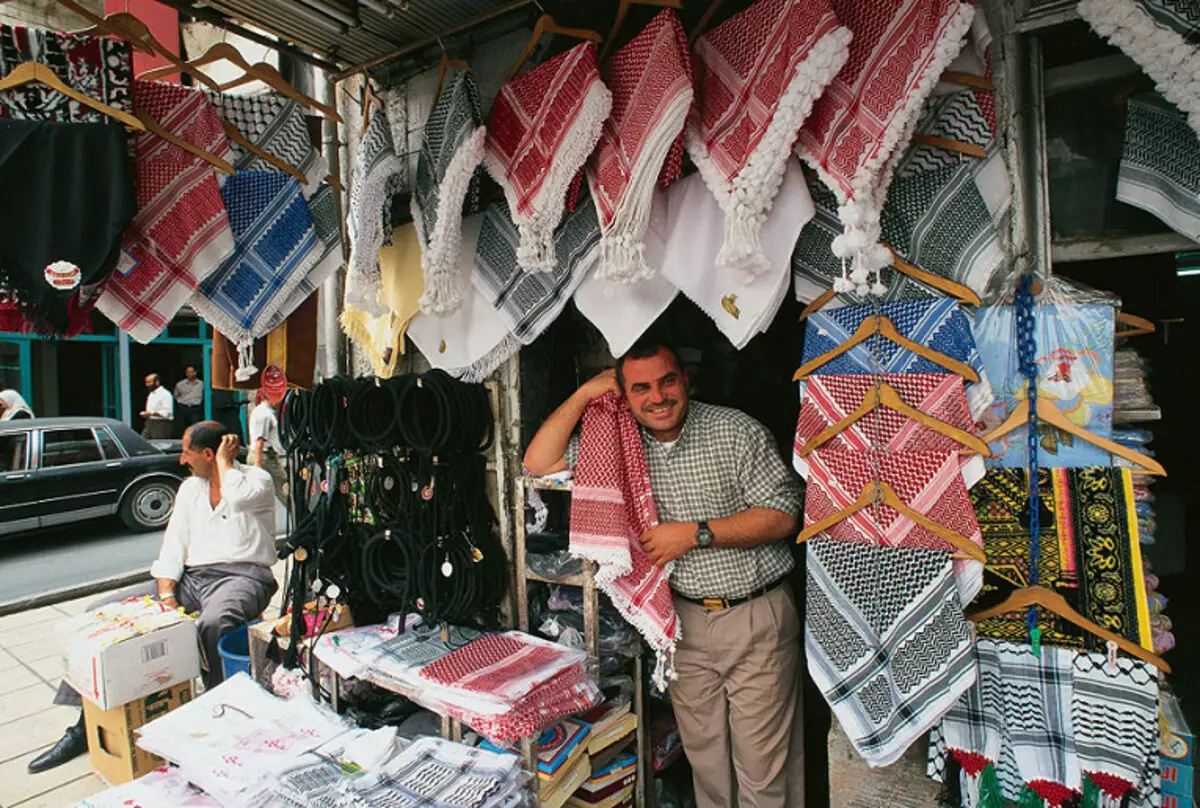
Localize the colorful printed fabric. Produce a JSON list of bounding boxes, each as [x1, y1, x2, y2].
[[96, 80, 234, 344], [969, 468, 1152, 653], [345, 104, 404, 316], [569, 392, 677, 689], [471, 191, 601, 345], [587, 9, 692, 283], [688, 0, 849, 279], [259, 182, 344, 335], [806, 539, 977, 767], [974, 303, 1116, 468], [797, 298, 994, 420], [206, 92, 328, 198], [795, 0, 974, 295], [0, 24, 132, 121], [484, 42, 611, 273], [1117, 93, 1200, 241], [413, 70, 486, 315]]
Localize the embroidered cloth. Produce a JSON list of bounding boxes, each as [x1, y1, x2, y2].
[[362, 736, 525, 808], [471, 191, 601, 344], [969, 468, 1153, 653], [0, 24, 132, 121], [687, 0, 848, 280], [484, 42, 611, 273], [569, 392, 677, 688], [1117, 93, 1200, 241], [346, 104, 404, 316], [260, 182, 344, 335], [806, 539, 977, 767], [96, 80, 234, 344], [413, 70, 486, 315], [341, 222, 424, 379], [587, 9, 692, 282], [208, 92, 328, 197], [660, 159, 814, 350], [795, 0, 974, 295]]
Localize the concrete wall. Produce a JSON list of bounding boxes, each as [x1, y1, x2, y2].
[[828, 724, 943, 807]]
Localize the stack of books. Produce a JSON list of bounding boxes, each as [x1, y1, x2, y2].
[[569, 753, 637, 808], [484, 717, 592, 808], [580, 698, 638, 773]]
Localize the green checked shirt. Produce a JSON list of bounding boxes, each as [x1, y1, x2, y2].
[[569, 401, 802, 600]]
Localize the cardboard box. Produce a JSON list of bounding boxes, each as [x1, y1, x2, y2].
[[65, 618, 201, 710], [1161, 689, 1195, 808], [84, 681, 193, 785]]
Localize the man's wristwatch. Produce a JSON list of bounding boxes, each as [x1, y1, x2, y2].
[[695, 521, 715, 548]]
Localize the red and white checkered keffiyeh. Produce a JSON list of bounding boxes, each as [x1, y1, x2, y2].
[[796, 0, 974, 296], [484, 42, 611, 273], [687, 0, 850, 281], [569, 392, 679, 689], [586, 9, 692, 283], [96, 80, 234, 343]]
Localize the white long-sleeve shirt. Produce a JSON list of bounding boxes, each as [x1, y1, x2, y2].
[[150, 464, 277, 582], [145, 386, 174, 421]]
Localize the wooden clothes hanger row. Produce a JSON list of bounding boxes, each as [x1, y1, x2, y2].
[[793, 313, 981, 382], [505, 14, 603, 83]]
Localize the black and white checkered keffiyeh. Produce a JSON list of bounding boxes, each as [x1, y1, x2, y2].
[[208, 91, 328, 198], [346, 105, 405, 317], [360, 737, 525, 808], [1116, 93, 1200, 241], [412, 71, 486, 316]]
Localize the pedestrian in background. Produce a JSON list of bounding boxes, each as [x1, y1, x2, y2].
[[174, 365, 204, 433], [249, 390, 287, 506], [140, 373, 174, 439], [0, 389, 33, 420]]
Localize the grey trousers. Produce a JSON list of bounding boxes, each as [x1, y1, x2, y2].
[[54, 563, 278, 707], [141, 418, 173, 440]]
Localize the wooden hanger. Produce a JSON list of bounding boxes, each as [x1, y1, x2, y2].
[[138, 109, 234, 174], [941, 70, 994, 91], [360, 80, 383, 138], [433, 51, 471, 103], [796, 381, 991, 458], [601, 0, 682, 60], [799, 289, 837, 321], [138, 40, 250, 81], [912, 133, 988, 159], [689, 0, 727, 41], [792, 314, 981, 382], [968, 586, 1169, 673], [505, 14, 603, 82], [982, 392, 1166, 475], [219, 62, 343, 123], [220, 120, 305, 183], [1116, 311, 1155, 338], [796, 480, 987, 562], [0, 62, 145, 130]]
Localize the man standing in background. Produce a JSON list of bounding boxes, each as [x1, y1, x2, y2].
[[141, 373, 174, 439], [249, 391, 287, 506], [174, 365, 204, 433]]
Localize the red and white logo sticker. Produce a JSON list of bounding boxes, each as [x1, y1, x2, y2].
[[261, 364, 288, 403], [43, 261, 81, 290]]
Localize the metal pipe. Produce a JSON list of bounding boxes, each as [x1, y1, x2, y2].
[[277, 0, 349, 36], [358, 0, 395, 19], [293, 0, 359, 28], [318, 70, 348, 378]]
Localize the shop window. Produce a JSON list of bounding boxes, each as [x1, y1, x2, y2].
[[94, 427, 123, 460], [40, 428, 102, 467], [0, 432, 27, 472]]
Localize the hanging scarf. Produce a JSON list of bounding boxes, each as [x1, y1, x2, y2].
[[0, 24, 132, 122], [484, 42, 611, 273], [96, 80, 235, 344], [189, 171, 320, 380], [587, 9, 692, 283], [259, 182, 344, 335], [661, 160, 813, 350], [688, 0, 849, 280], [1078, 0, 1200, 136], [412, 70, 486, 315], [806, 539, 977, 767], [569, 392, 677, 690], [207, 92, 328, 197], [345, 104, 404, 316], [796, 0, 974, 295], [472, 191, 601, 344], [341, 222, 425, 379], [1116, 93, 1200, 241]]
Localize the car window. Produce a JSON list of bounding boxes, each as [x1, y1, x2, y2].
[[0, 433, 28, 472], [40, 428, 102, 468], [94, 428, 124, 460]]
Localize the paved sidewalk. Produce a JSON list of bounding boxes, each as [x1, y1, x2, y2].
[[0, 562, 287, 807]]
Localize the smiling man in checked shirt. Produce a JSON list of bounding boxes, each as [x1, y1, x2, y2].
[[525, 336, 803, 808]]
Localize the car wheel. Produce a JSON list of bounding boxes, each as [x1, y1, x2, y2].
[[119, 479, 177, 531]]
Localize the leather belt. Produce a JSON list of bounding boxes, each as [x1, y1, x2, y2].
[[676, 576, 787, 612]]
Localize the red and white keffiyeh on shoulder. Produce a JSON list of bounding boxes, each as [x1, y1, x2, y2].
[[687, 0, 850, 281], [485, 42, 611, 273], [796, 0, 974, 297], [568, 392, 679, 689], [586, 9, 692, 283]]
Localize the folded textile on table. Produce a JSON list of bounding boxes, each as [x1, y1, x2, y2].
[[345, 103, 404, 316], [587, 8, 692, 283], [0, 120, 134, 335], [1116, 93, 1200, 241], [969, 467, 1152, 653], [797, 298, 993, 421], [258, 182, 344, 336], [408, 215, 521, 383], [356, 736, 527, 808], [802, 448, 984, 603], [688, 0, 849, 280], [189, 171, 320, 381], [472, 191, 602, 344], [72, 765, 220, 807], [484, 42, 611, 273], [0, 23, 132, 121], [96, 80, 235, 344], [569, 391, 676, 689], [796, 0, 974, 295], [207, 91, 328, 197], [413, 69, 486, 315], [341, 222, 424, 379], [660, 159, 814, 350], [806, 539, 977, 767]]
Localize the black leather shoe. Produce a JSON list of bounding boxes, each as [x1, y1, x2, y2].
[[27, 721, 87, 774]]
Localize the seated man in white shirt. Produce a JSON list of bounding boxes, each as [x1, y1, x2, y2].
[[28, 422, 279, 775]]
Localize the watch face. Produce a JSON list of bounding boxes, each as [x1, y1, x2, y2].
[[697, 525, 714, 547]]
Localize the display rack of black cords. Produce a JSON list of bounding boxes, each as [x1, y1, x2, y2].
[[514, 474, 652, 808]]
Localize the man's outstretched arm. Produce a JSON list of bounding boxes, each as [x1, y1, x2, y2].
[[523, 370, 618, 476]]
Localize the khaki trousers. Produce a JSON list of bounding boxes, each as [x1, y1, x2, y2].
[[669, 582, 803, 808], [260, 453, 290, 508]]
